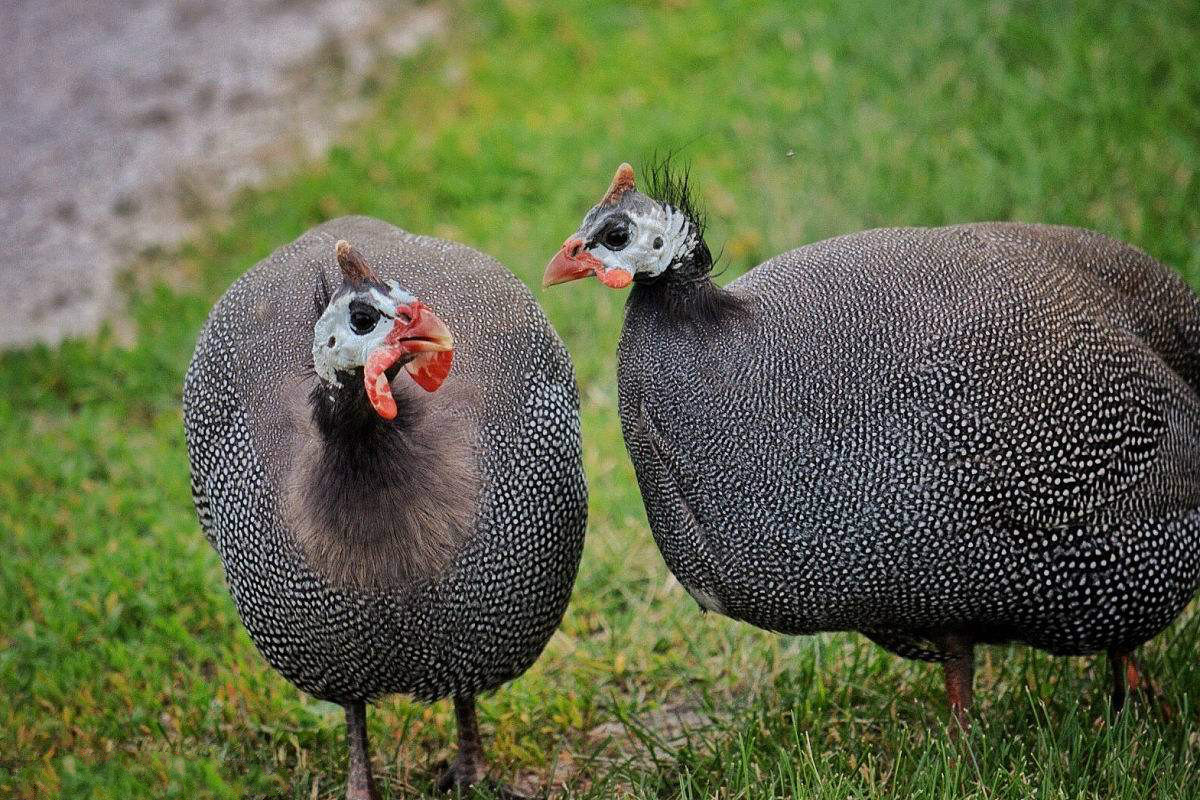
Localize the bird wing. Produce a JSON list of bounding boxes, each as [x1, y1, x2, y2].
[[628, 235, 1200, 548], [885, 308, 1200, 532]]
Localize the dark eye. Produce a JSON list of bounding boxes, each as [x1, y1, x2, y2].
[[602, 223, 631, 251], [349, 304, 381, 335]]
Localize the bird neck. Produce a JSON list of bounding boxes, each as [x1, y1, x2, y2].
[[292, 371, 478, 590], [630, 255, 745, 330], [309, 367, 411, 446], [629, 211, 745, 327], [657, 207, 712, 282]]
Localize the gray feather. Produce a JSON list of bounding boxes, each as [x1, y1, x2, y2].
[[619, 222, 1200, 658], [184, 216, 587, 703]]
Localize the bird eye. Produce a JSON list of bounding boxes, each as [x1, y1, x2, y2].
[[349, 305, 381, 335], [603, 224, 631, 251]]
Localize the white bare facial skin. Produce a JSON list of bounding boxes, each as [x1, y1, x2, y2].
[[312, 280, 416, 386], [588, 204, 695, 282]]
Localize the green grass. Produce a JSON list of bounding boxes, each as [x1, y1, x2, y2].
[[4, 0, 1200, 797]]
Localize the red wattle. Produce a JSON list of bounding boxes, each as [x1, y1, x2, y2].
[[363, 346, 402, 419], [596, 266, 633, 289], [406, 349, 453, 392]]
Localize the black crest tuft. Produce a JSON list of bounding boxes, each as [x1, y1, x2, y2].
[[313, 268, 332, 317], [643, 154, 708, 240]]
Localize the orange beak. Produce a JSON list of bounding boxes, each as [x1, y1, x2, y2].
[[543, 238, 599, 287], [543, 238, 634, 289], [364, 301, 455, 419]]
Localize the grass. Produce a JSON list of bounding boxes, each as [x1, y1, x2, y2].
[[3, 0, 1200, 797]]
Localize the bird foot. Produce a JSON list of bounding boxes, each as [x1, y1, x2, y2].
[[436, 758, 527, 798], [436, 769, 527, 798], [437, 751, 485, 792], [947, 705, 971, 739], [1128, 680, 1174, 720], [346, 781, 381, 800], [1110, 651, 1173, 719]]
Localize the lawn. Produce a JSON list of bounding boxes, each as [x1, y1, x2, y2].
[[3, 0, 1200, 797]]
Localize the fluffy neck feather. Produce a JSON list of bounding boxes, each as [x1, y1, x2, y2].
[[632, 213, 746, 326], [287, 371, 478, 592]]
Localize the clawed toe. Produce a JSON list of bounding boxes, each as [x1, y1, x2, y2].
[[436, 765, 528, 799], [436, 757, 484, 794], [1109, 649, 1172, 718]]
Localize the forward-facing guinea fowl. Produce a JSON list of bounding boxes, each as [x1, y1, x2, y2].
[[184, 217, 586, 797], [545, 162, 1200, 729]]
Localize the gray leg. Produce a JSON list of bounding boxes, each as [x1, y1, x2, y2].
[[345, 701, 380, 800], [1109, 648, 1131, 712], [941, 636, 975, 736], [435, 694, 530, 797], [437, 694, 487, 792]]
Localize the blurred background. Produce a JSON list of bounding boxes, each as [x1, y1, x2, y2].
[[2, 1, 1198, 798]]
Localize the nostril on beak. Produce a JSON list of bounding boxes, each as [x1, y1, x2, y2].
[[564, 239, 584, 259]]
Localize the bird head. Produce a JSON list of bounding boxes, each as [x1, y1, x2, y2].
[[543, 162, 704, 290], [312, 240, 454, 420]]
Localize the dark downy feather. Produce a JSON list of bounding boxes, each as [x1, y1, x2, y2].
[[629, 276, 748, 329], [287, 270, 479, 592], [288, 372, 480, 592]]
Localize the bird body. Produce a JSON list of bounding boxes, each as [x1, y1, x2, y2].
[[617, 222, 1200, 660], [185, 216, 586, 793], [546, 162, 1200, 722]]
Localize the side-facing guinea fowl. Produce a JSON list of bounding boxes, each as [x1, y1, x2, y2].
[[545, 162, 1200, 731], [184, 217, 587, 797]]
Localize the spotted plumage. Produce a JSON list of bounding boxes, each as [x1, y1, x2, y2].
[[548, 163, 1200, 725], [185, 216, 586, 795]]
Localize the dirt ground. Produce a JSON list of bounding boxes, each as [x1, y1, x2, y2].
[[0, 0, 441, 347]]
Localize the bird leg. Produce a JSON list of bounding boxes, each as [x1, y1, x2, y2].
[[1108, 649, 1169, 716], [437, 694, 488, 792], [344, 700, 380, 800], [435, 694, 530, 798], [1109, 649, 1136, 712], [941, 636, 975, 736]]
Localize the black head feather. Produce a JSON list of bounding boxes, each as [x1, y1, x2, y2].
[[642, 155, 708, 242], [313, 268, 332, 317]]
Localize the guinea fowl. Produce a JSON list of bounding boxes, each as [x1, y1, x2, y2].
[[545, 162, 1200, 729], [184, 217, 587, 797]]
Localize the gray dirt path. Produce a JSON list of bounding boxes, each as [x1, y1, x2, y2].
[[1, 0, 441, 347]]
